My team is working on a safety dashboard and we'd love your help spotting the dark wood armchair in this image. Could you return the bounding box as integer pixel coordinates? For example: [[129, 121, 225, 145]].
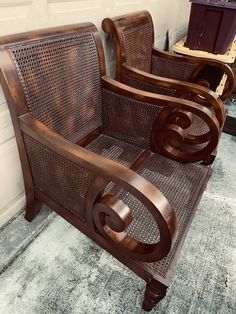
[[0, 23, 219, 311], [102, 11, 235, 148], [102, 11, 235, 102]]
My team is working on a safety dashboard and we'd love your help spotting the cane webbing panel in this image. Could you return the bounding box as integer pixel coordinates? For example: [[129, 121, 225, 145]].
[[23, 134, 93, 221], [86, 135, 210, 277], [102, 88, 162, 149], [86, 134, 145, 196], [140, 154, 210, 277], [151, 55, 198, 81], [87, 135, 210, 277], [102, 86, 210, 152], [121, 75, 210, 138], [7, 32, 102, 143], [122, 22, 153, 72], [121, 74, 176, 97], [187, 114, 210, 137], [23, 134, 143, 220], [86, 134, 144, 167], [120, 153, 210, 277]]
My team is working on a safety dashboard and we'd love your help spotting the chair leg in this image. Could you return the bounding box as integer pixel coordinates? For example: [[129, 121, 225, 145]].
[[25, 198, 42, 222], [201, 153, 215, 165], [142, 279, 167, 312]]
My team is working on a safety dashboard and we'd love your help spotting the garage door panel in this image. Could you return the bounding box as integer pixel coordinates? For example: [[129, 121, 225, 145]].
[[48, 0, 104, 26]]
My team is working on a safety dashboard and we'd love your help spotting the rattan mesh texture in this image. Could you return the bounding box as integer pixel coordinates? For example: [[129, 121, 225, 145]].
[[90, 136, 210, 277], [102, 89, 162, 148], [103, 87, 210, 145], [8, 32, 102, 143], [122, 22, 153, 72], [137, 154, 210, 277], [117, 152, 209, 249], [86, 134, 144, 166], [122, 74, 176, 97], [151, 55, 198, 81], [24, 134, 144, 221], [88, 135, 210, 277], [23, 134, 92, 221]]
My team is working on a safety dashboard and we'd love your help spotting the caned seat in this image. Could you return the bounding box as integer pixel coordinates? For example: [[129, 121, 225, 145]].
[[0, 23, 219, 311]]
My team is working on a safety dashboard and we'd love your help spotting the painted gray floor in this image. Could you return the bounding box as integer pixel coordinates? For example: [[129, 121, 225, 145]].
[[0, 124, 236, 313]]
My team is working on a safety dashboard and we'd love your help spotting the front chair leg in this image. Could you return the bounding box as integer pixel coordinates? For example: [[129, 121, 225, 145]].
[[142, 279, 167, 311], [25, 198, 42, 222], [201, 152, 216, 165]]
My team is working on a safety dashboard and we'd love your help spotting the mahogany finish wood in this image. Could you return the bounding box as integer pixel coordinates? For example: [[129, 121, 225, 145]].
[[121, 65, 225, 127], [142, 279, 167, 311], [0, 23, 217, 311], [76, 126, 101, 147]]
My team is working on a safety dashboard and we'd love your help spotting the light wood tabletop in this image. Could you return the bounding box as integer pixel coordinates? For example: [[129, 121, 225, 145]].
[[173, 36, 236, 64]]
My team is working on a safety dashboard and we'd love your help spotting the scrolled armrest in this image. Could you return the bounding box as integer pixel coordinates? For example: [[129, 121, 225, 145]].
[[152, 47, 235, 100], [121, 64, 225, 127], [102, 76, 220, 163], [19, 112, 177, 262]]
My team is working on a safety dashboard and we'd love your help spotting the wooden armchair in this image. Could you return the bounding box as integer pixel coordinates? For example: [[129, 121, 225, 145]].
[[102, 11, 235, 154], [0, 23, 219, 311], [102, 11, 235, 102]]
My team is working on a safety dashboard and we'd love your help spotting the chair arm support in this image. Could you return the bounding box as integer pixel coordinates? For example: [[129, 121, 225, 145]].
[[152, 48, 235, 100], [19, 112, 177, 262], [121, 64, 225, 126], [102, 76, 220, 163]]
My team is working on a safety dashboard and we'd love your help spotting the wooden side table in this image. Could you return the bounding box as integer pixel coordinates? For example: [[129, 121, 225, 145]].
[[173, 37, 236, 135]]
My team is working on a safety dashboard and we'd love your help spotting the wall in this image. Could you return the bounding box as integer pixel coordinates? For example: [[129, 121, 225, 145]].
[[0, 0, 191, 227]]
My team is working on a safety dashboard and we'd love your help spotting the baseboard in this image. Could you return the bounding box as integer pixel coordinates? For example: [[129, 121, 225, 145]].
[[0, 193, 26, 228]]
